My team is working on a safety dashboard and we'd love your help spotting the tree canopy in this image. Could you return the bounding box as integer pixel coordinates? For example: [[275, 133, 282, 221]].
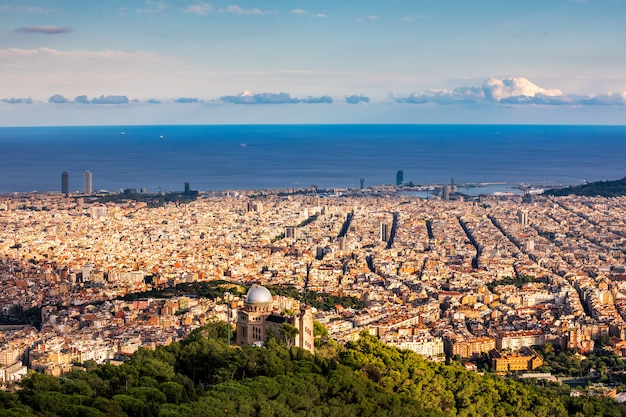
[[545, 177, 626, 197], [5, 324, 626, 417]]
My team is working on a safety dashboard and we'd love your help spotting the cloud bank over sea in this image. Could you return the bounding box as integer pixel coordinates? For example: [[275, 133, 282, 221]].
[[1, 77, 622, 109]]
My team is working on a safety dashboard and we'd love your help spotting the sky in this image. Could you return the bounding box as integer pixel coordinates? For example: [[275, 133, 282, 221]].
[[1, 0, 625, 126]]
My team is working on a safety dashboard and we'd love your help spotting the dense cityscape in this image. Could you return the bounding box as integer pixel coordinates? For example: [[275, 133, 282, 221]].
[[2, 0, 625, 414], [3, 174, 626, 409]]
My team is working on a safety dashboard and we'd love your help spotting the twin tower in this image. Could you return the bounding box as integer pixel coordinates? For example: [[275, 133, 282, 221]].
[[61, 170, 92, 196]]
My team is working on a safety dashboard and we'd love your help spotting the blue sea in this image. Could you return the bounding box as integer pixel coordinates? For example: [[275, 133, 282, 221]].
[[0, 124, 625, 194]]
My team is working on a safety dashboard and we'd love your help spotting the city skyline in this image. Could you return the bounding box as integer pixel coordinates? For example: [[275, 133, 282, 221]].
[[1, 0, 626, 126]]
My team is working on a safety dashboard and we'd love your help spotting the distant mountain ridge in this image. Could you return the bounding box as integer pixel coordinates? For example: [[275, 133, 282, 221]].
[[545, 177, 626, 197]]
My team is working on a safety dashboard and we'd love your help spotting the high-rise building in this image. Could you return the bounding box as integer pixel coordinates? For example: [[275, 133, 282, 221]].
[[285, 226, 298, 240], [338, 236, 348, 252], [380, 222, 389, 242], [442, 185, 451, 201], [61, 171, 69, 196], [84, 171, 92, 195], [518, 210, 529, 226], [396, 170, 404, 186], [247, 201, 263, 213]]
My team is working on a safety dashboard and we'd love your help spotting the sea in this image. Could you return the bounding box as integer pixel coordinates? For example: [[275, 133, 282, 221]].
[[0, 124, 625, 195]]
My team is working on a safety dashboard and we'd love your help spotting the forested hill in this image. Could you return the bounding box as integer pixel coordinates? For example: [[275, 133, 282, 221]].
[[3, 323, 626, 417], [545, 177, 626, 197]]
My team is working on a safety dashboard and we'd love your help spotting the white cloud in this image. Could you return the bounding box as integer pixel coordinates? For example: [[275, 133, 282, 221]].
[[394, 77, 626, 106], [0, 48, 361, 100], [175, 97, 200, 103], [221, 91, 300, 104], [1, 97, 32, 104], [2, 49, 624, 110], [70, 95, 130, 105], [184, 3, 213, 15], [346, 95, 369, 104], [220, 91, 331, 104], [90, 95, 130, 104], [571, 92, 626, 105], [48, 94, 69, 104], [482, 77, 562, 102], [301, 95, 333, 104], [290, 9, 325, 17], [394, 85, 484, 104], [225, 5, 269, 15]]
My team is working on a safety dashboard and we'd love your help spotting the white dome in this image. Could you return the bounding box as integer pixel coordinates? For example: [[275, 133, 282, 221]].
[[246, 285, 273, 304]]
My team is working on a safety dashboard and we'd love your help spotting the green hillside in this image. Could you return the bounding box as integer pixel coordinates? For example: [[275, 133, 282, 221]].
[[545, 177, 626, 197], [3, 323, 626, 417]]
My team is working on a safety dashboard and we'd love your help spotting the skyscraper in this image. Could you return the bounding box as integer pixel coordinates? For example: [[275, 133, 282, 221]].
[[61, 171, 69, 196], [285, 226, 298, 240], [396, 170, 404, 186], [442, 185, 451, 201], [84, 171, 93, 195], [518, 210, 529, 226], [380, 222, 389, 242], [338, 236, 348, 252]]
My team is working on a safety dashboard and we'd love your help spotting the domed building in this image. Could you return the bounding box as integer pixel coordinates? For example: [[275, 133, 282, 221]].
[[236, 284, 315, 353], [244, 285, 273, 311]]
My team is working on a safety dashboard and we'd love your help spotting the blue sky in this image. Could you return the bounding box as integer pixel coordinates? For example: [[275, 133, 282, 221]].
[[1, 0, 625, 125]]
